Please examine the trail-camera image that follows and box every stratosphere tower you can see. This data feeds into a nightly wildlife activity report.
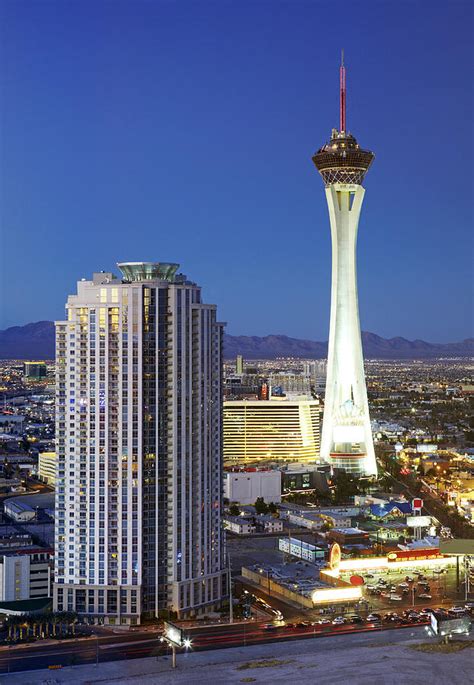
[312,53,377,476]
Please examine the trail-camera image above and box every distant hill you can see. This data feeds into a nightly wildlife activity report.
[0,321,56,360]
[0,321,472,360]
[224,332,474,360]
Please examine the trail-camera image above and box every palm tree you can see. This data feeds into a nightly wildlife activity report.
[50,612,60,637]
[68,611,78,636]
[7,616,20,641]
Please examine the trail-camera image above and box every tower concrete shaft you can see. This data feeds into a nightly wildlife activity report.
[320,185,377,475]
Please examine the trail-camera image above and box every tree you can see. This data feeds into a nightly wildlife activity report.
[331,472,360,504]
[267,502,278,515]
[228,504,240,517]
[254,497,268,515]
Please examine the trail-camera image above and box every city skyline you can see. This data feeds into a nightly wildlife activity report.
[1,1,473,342]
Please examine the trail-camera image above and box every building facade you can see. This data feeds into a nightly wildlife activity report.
[312,57,377,475]
[0,536,52,602]
[38,451,57,486]
[23,361,47,379]
[223,398,321,466]
[53,263,227,624]
[224,469,281,504]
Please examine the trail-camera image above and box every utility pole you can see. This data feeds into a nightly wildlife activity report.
[228,552,233,624]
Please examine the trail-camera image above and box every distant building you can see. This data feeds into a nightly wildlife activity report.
[278,537,325,562]
[287,509,352,531]
[281,464,330,493]
[236,355,244,375]
[223,514,282,535]
[369,501,412,519]
[4,493,55,522]
[23,362,47,380]
[4,500,36,522]
[223,516,255,535]
[223,397,321,466]
[224,469,281,504]
[0,535,52,601]
[255,515,283,533]
[38,451,56,486]
[327,527,370,546]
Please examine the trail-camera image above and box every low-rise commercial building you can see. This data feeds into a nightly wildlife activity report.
[256,515,283,533]
[223,516,256,535]
[327,528,370,546]
[0,535,52,601]
[287,509,352,531]
[278,537,325,562]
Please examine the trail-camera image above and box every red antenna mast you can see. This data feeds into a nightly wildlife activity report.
[340,49,346,132]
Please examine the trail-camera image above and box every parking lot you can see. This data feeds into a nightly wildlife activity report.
[337,562,465,614]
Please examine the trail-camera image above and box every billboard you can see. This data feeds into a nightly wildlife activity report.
[430,615,470,636]
[439,538,474,556]
[406,516,431,528]
[163,621,184,647]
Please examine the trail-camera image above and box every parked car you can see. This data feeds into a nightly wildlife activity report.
[367,613,381,622]
[332,616,346,625]
[418,594,432,600]
[449,606,466,615]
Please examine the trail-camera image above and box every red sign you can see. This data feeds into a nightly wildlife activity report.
[387,548,440,562]
[350,575,365,586]
[412,498,423,511]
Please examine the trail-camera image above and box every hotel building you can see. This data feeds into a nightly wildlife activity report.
[53,262,228,624]
[223,397,321,466]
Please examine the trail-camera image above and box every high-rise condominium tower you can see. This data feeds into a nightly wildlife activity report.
[312,55,377,476]
[54,263,228,624]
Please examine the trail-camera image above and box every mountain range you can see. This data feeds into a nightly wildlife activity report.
[0,321,472,360]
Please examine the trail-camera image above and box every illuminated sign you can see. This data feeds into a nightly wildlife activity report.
[163,621,183,647]
[328,542,341,570]
[311,586,362,604]
[406,516,431,528]
[387,548,441,562]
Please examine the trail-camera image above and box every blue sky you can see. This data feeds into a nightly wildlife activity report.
[0,0,472,342]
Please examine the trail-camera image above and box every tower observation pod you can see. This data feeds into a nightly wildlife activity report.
[312,53,377,476]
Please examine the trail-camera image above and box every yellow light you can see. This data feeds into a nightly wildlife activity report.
[312,586,362,603]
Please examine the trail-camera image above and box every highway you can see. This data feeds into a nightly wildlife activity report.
[0,618,431,675]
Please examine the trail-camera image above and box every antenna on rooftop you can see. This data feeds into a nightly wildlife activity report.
[340,49,346,133]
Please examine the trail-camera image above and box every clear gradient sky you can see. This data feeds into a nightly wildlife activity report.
[0,0,472,342]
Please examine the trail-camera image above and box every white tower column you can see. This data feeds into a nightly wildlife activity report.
[320,184,377,475]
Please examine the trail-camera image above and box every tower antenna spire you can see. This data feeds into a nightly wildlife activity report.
[340,49,346,133]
